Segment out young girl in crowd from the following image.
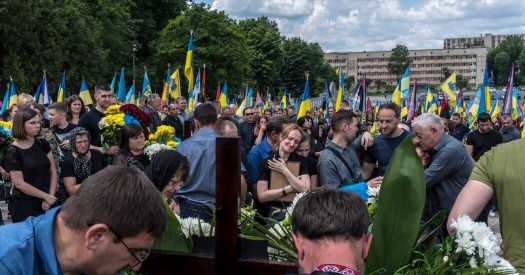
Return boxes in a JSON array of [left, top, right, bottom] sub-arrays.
[[113, 124, 150, 171], [5, 107, 57, 222]]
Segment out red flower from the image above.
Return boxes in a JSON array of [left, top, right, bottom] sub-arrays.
[[120, 104, 151, 127]]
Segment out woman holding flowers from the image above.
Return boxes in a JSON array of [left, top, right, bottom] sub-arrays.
[[5, 108, 57, 222], [256, 124, 311, 218], [113, 124, 150, 171]]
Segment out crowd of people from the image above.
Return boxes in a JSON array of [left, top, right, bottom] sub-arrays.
[[0, 84, 524, 274]]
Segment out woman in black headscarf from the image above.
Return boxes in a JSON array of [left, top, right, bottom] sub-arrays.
[[61, 127, 107, 195], [145, 149, 189, 215]]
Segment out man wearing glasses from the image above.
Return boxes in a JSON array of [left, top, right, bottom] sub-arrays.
[[0, 166, 167, 274], [240, 107, 258, 155]]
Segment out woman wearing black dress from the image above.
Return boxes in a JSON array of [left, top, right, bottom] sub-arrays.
[[113, 124, 150, 171], [5, 108, 58, 222]]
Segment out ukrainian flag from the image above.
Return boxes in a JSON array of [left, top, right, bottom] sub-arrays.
[[247, 87, 254, 108], [441, 72, 457, 106], [8, 78, 17, 109], [126, 82, 136, 104], [236, 97, 247, 117], [110, 72, 117, 94], [184, 31, 194, 95], [400, 67, 410, 98], [117, 67, 126, 102], [1, 81, 10, 114], [281, 90, 287, 109], [142, 68, 152, 97], [335, 69, 344, 112], [79, 79, 93, 105], [392, 83, 401, 106], [478, 65, 491, 115], [424, 87, 433, 113], [170, 69, 181, 100], [219, 80, 228, 108], [188, 69, 201, 112], [297, 78, 311, 119], [161, 64, 171, 103], [57, 71, 67, 103]]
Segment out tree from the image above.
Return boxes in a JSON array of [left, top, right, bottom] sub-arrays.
[[518, 49, 525, 85], [239, 17, 283, 94], [0, 0, 109, 93], [154, 4, 251, 98], [494, 51, 510, 86], [456, 74, 469, 91], [388, 45, 410, 78]]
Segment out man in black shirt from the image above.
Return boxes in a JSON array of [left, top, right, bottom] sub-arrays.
[[48, 102, 76, 143], [240, 107, 257, 153], [465, 112, 503, 161], [78, 85, 119, 155], [362, 103, 409, 179], [449, 113, 469, 141]]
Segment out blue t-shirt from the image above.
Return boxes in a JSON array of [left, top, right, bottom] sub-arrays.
[[0, 207, 63, 275], [363, 131, 410, 176]]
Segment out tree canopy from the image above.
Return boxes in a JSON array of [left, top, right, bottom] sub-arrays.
[[0, 2, 335, 100]]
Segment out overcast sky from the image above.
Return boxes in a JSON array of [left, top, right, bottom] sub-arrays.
[[193, 0, 525, 52]]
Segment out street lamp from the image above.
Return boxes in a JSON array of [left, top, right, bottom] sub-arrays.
[[132, 42, 138, 84]]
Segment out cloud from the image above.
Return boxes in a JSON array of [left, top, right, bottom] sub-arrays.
[[204, 0, 525, 52]]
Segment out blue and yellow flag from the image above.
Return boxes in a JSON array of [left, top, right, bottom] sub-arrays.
[[441, 72, 457, 107], [188, 69, 201, 112], [110, 72, 117, 94], [1, 81, 10, 114], [142, 68, 152, 97], [424, 87, 433, 113], [400, 67, 410, 98], [184, 31, 194, 95], [161, 64, 171, 103], [219, 80, 228, 108], [247, 87, 254, 108], [170, 69, 181, 100], [126, 82, 136, 104], [79, 79, 93, 105], [117, 67, 126, 102], [297, 78, 311, 119], [281, 90, 287, 109], [478, 65, 491, 115], [335, 69, 344, 112], [8, 78, 17, 109], [392, 83, 401, 106], [57, 71, 67, 103]]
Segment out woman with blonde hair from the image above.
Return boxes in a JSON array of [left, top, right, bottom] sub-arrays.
[[256, 124, 310, 218]]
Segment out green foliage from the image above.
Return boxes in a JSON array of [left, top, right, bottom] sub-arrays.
[[494, 51, 510, 86], [365, 137, 426, 274], [0, 1, 335, 99], [239, 17, 283, 93], [518, 49, 525, 85], [388, 45, 411, 78], [487, 36, 524, 87], [154, 4, 251, 98]]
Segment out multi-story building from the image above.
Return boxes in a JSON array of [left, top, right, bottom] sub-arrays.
[[324, 47, 487, 88], [444, 33, 525, 49], [324, 33, 523, 90]]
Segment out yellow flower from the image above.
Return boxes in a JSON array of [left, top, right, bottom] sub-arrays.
[[105, 104, 122, 115], [167, 140, 177, 149], [105, 113, 125, 128], [155, 125, 175, 138], [0, 120, 12, 129], [148, 133, 157, 141]]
